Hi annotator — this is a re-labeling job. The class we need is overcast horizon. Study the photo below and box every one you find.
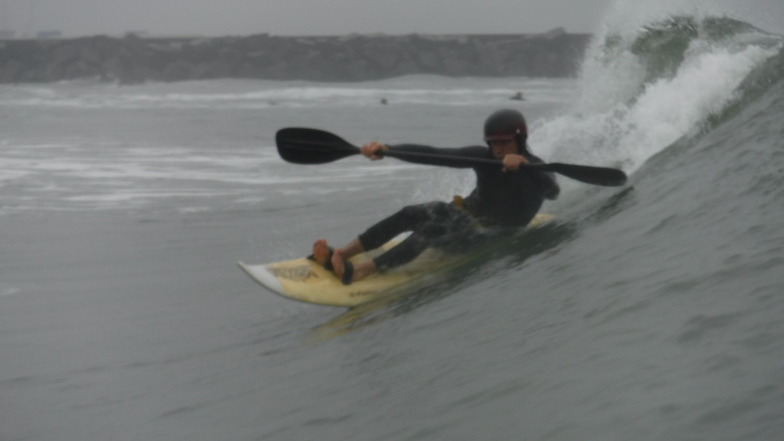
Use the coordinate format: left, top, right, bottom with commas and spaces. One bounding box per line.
1, 0, 783, 38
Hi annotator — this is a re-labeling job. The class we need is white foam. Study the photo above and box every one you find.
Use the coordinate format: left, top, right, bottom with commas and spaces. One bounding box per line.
620, 45, 774, 167
531, 14, 780, 177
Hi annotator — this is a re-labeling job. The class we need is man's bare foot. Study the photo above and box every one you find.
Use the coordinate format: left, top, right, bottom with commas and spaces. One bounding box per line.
331, 250, 377, 284
311, 239, 332, 266
330, 250, 349, 281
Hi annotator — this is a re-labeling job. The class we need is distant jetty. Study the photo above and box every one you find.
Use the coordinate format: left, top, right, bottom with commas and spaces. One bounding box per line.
0, 29, 591, 84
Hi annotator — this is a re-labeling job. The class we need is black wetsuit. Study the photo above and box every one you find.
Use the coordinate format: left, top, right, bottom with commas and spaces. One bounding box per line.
358, 144, 560, 271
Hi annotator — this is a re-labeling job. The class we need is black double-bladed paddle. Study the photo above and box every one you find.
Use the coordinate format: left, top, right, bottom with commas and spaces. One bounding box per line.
276, 127, 627, 187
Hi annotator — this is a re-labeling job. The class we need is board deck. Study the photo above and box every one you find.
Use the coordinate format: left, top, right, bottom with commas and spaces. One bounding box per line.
238, 213, 552, 307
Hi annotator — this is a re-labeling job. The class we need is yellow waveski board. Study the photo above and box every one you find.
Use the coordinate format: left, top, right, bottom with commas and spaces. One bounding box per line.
238, 214, 552, 307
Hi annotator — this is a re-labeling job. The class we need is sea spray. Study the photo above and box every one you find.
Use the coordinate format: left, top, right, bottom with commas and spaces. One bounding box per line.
530, 15, 782, 179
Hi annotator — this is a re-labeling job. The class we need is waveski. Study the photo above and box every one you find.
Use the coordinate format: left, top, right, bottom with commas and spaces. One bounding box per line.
238, 214, 553, 307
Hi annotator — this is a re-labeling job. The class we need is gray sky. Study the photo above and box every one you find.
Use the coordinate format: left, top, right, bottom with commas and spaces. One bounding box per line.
2, 0, 783, 38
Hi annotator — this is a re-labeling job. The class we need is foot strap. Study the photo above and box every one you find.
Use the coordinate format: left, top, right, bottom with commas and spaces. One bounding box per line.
341, 261, 354, 285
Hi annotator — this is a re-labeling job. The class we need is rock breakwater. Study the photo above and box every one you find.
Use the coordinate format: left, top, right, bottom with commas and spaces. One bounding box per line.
0, 30, 590, 84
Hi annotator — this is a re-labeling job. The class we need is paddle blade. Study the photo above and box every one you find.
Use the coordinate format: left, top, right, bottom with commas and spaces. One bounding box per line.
546, 163, 628, 187
275, 128, 360, 164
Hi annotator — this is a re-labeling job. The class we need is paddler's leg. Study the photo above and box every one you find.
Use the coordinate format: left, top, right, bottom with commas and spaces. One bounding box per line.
331, 250, 377, 284
335, 239, 364, 259
311, 238, 365, 267
332, 233, 427, 283
372, 233, 428, 271
324, 202, 448, 283
357, 203, 434, 251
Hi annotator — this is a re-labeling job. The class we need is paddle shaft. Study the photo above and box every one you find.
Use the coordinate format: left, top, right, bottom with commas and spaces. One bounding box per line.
275, 127, 627, 186
383, 148, 544, 170
382, 149, 628, 186
280, 141, 589, 174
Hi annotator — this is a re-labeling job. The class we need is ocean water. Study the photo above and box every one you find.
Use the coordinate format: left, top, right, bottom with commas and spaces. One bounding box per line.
2, 12, 783, 441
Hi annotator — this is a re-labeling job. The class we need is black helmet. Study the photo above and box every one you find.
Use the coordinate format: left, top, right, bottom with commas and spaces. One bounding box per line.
483, 109, 528, 149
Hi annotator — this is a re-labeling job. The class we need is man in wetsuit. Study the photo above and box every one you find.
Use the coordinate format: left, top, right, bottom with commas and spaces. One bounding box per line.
311, 109, 560, 284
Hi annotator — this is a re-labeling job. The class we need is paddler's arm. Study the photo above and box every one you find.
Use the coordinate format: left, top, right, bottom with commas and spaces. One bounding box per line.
360, 142, 490, 168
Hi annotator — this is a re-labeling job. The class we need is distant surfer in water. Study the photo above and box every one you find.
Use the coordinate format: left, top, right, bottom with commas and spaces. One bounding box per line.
310, 109, 560, 284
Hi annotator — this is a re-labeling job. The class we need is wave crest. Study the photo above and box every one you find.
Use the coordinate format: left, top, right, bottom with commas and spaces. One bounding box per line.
534, 14, 782, 176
